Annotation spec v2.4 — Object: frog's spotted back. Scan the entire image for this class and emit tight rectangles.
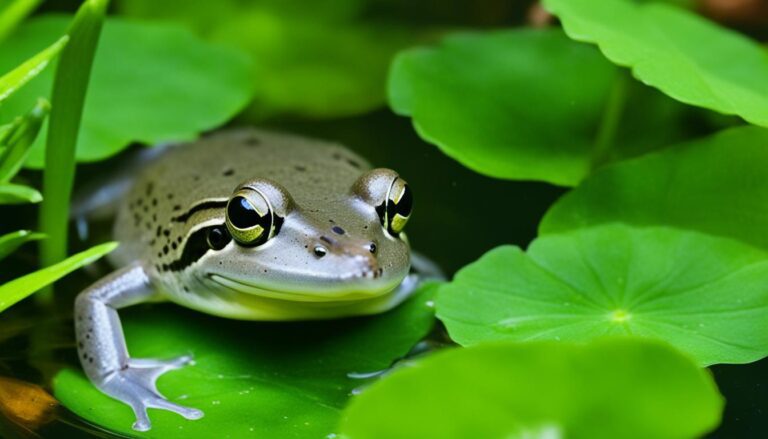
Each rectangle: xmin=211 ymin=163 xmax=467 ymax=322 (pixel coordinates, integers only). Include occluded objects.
xmin=112 ymin=129 xmax=371 ymax=267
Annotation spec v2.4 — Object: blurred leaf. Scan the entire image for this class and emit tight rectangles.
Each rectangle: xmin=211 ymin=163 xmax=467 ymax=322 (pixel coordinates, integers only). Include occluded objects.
xmin=437 ymin=224 xmax=768 ymax=366
xmin=0 ymin=97 xmax=47 ymax=181
xmin=0 ymin=182 xmax=40 ymax=203
xmin=0 ymin=230 xmax=43 ymax=261
xmin=0 ymin=16 xmax=254 ymax=167
xmin=0 ymin=34 xmax=66 ymax=103
xmin=544 ymin=0 xmax=768 ymax=127
xmin=540 ymin=127 xmax=768 ymax=251
xmin=0 ymin=0 xmax=41 ymax=43
xmin=340 ymin=338 xmax=723 ymax=439
xmin=54 ymin=284 xmax=437 ymax=438
xmin=118 ymin=0 xmax=429 ymax=119
xmin=388 ymin=29 xmax=689 ymax=186
xmin=0 ymin=241 xmax=117 ymax=312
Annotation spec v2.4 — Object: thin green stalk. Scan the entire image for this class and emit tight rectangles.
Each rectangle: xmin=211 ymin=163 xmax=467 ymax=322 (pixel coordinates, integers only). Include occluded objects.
xmin=0 ymin=0 xmax=41 ymax=43
xmin=38 ymin=0 xmax=108 ymax=299
xmin=591 ymin=72 xmax=629 ymax=170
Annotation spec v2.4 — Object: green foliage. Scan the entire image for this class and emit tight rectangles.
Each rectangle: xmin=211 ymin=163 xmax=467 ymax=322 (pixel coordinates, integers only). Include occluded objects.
xmin=388 ymin=29 xmax=689 ymax=186
xmin=0 ymin=182 xmax=39 ymax=203
xmin=117 ymin=0 xmax=427 ymax=119
xmin=0 ymin=98 xmax=48 ymax=181
xmin=39 ymin=0 xmax=107 ymax=274
xmin=543 ymin=0 xmax=768 ymax=126
xmin=340 ymin=338 xmax=723 ymax=439
xmin=0 ymin=16 xmax=254 ymax=167
xmin=0 ymin=34 xmax=66 ymax=102
xmin=0 ymin=230 xmax=42 ymax=261
xmin=540 ymin=127 xmax=768 ymax=250
xmin=0 ymin=241 xmax=117 ymax=312
xmin=0 ymin=0 xmax=40 ymax=43
xmin=54 ymin=285 xmax=437 ymax=438
xmin=437 ymin=224 xmax=768 ymax=366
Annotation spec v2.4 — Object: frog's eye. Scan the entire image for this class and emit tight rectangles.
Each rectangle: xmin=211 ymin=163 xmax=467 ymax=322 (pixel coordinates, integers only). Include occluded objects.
xmin=226 ymin=188 xmax=275 ymax=246
xmin=377 ymin=178 xmax=413 ymax=237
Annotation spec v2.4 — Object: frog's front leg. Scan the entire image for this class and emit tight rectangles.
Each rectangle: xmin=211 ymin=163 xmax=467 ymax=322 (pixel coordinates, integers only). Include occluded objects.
xmin=75 ymin=263 xmax=203 ymax=431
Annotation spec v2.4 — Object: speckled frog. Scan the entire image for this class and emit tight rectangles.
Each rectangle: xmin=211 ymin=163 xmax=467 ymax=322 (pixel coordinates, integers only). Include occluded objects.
xmin=75 ymin=129 xmax=432 ymax=431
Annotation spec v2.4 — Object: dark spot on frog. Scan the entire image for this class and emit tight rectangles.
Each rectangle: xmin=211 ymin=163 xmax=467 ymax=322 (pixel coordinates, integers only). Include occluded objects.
xmin=163 ymin=245 xmax=169 ymax=255
xmin=295 ymin=165 xmax=307 ymax=172
xmin=172 ymin=242 xmax=178 ymax=250
xmin=332 ymin=152 xmax=342 ymax=160
xmin=163 ymin=229 xmax=171 ymax=237
xmin=193 ymin=175 xmax=200 ymax=181
xmin=152 ymin=198 xmax=158 ymax=207
xmin=245 ymin=136 xmax=260 ymax=147
xmin=167 ymin=193 xmax=174 ymax=200
xmin=136 ymin=199 xmax=144 ymax=206
xmin=152 ymin=213 xmax=157 ymax=222
xmin=332 ymin=226 xmax=345 ymax=235
xmin=146 ymin=182 xmax=154 ymax=196
xmin=346 ymin=158 xmax=361 ymax=169
xmin=173 ymin=204 xmax=182 ymax=211
xmin=157 ymin=252 xmax=163 ymax=258
xmin=223 ymin=168 xmax=235 ymax=176
xmin=156 ymin=226 xmax=162 ymax=237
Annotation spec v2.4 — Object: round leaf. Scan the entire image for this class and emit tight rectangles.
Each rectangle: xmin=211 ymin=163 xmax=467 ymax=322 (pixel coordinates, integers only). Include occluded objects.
xmin=340 ymin=339 xmax=723 ymax=439
xmin=437 ymin=224 xmax=768 ymax=366
xmin=54 ymin=285 xmax=437 ymax=438
xmin=544 ymin=0 xmax=768 ymax=126
xmin=0 ymin=16 xmax=253 ymax=167
xmin=540 ymin=126 xmax=768 ymax=251
xmin=388 ymin=29 xmax=689 ymax=186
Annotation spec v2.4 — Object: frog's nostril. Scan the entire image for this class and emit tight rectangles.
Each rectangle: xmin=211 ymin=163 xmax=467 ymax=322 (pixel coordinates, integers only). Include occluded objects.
xmin=368 ymin=242 xmax=377 ymax=254
xmin=313 ymin=246 xmax=327 ymax=258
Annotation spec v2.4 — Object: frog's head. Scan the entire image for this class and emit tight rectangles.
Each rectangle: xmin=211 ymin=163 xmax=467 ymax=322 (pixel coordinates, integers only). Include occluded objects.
xmin=192 ymin=169 xmax=413 ymax=303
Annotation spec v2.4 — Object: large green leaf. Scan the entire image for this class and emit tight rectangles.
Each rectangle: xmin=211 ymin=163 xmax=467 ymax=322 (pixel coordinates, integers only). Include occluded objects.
xmin=54 ymin=284 xmax=437 ymax=438
xmin=544 ymin=0 xmax=768 ymax=127
xmin=437 ymin=224 xmax=768 ymax=366
xmin=0 ymin=229 xmax=43 ymax=261
xmin=388 ymin=28 xmax=689 ymax=186
xmin=0 ymin=15 xmax=253 ymax=167
xmin=118 ymin=0 xmax=425 ymax=119
xmin=540 ymin=126 xmax=768 ymax=251
xmin=0 ymin=241 xmax=116 ymax=312
xmin=340 ymin=339 xmax=723 ymax=439
xmin=0 ymin=182 xmax=40 ymax=203
xmin=0 ymin=34 xmax=66 ymax=103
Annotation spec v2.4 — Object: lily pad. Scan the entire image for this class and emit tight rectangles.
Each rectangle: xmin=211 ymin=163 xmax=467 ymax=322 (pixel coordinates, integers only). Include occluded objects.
xmin=388 ymin=28 xmax=689 ymax=186
xmin=539 ymin=126 xmax=768 ymax=251
xmin=118 ymin=0 xmax=425 ymax=119
xmin=340 ymin=338 xmax=723 ymax=439
xmin=0 ymin=15 xmax=253 ymax=167
xmin=54 ymin=284 xmax=437 ymax=438
xmin=437 ymin=224 xmax=768 ymax=366
xmin=544 ymin=0 xmax=768 ymax=126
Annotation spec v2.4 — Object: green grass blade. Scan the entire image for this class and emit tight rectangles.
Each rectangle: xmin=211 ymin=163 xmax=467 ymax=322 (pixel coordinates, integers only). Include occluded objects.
xmin=0 ymin=182 xmax=41 ymax=203
xmin=0 ymin=230 xmax=44 ymax=261
xmin=39 ymin=0 xmax=107 ymax=274
xmin=0 ymin=0 xmax=42 ymax=43
xmin=0 ymin=98 xmax=49 ymax=181
xmin=0 ymin=241 xmax=117 ymax=313
xmin=0 ymin=34 xmax=67 ymax=103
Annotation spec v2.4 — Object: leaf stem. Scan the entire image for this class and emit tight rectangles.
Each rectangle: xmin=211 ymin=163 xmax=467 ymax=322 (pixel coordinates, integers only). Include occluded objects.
xmin=591 ymin=71 xmax=629 ymax=170
xmin=38 ymin=0 xmax=107 ymax=300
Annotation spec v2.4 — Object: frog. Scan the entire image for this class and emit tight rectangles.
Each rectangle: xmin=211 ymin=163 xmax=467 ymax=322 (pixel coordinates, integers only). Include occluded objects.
xmin=74 ymin=129 xmax=435 ymax=431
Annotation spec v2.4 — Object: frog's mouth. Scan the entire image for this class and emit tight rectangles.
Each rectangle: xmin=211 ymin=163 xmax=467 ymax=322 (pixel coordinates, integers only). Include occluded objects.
xmin=206 ymin=273 xmax=402 ymax=303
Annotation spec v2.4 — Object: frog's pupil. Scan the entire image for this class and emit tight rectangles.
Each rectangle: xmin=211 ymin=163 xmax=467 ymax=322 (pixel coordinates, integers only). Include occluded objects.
xmin=229 ymin=196 xmax=261 ymax=229
xmin=207 ymin=227 xmax=228 ymax=250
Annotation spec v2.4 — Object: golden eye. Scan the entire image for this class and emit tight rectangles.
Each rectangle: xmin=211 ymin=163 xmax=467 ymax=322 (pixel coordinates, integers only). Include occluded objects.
xmin=226 ymin=188 xmax=275 ymax=246
xmin=378 ymin=178 xmax=412 ymax=236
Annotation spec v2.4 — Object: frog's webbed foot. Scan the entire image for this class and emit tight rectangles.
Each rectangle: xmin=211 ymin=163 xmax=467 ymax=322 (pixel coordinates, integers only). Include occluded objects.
xmin=75 ymin=265 xmax=203 ymax=432
xmin=99 ymin=354 xmax=203 ymax=431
